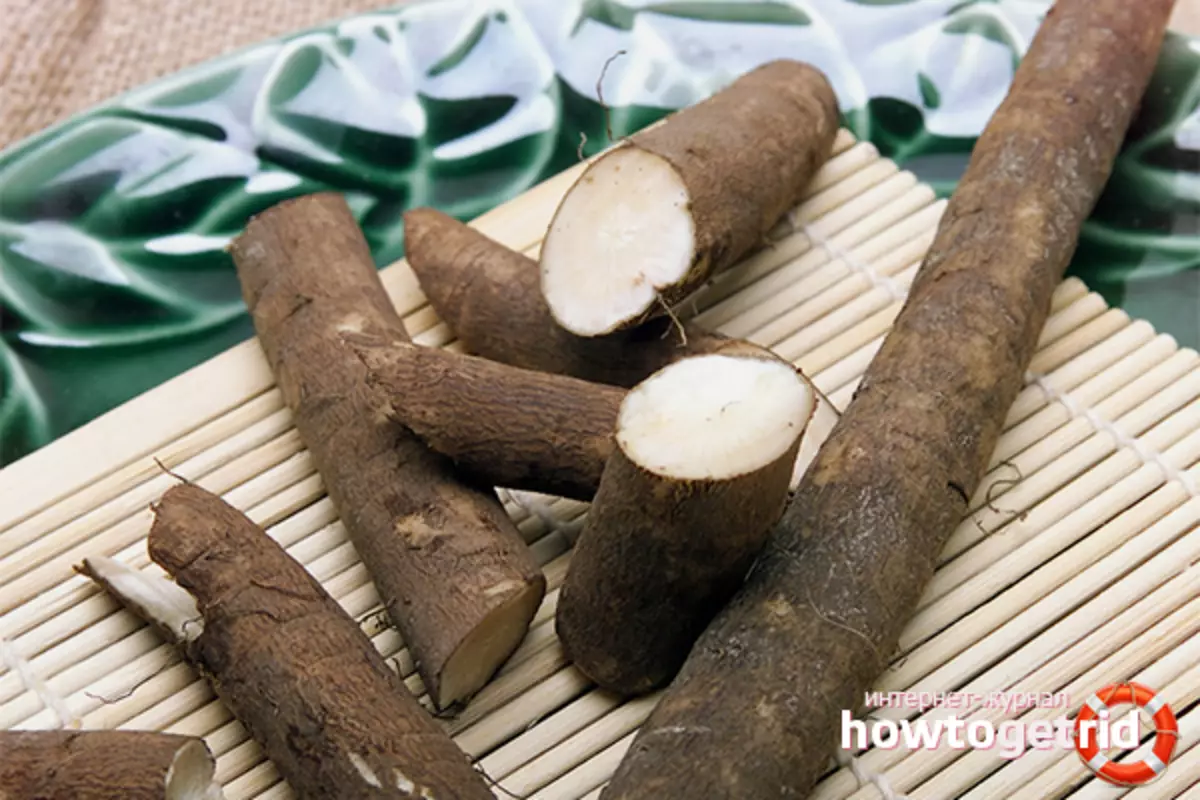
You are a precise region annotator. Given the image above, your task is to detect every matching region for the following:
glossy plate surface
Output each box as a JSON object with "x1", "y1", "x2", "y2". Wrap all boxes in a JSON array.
[{"x1": 1, "y1": 0, "x2": 1198, "y2": 466}]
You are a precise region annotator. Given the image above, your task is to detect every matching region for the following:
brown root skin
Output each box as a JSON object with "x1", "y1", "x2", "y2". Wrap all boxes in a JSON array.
[
  {"x1": 403, "y1": 207, "x2": 728, "y2": 387},
  {"x1": 556, "y1": 436, "x2": 802, "y2": 696},
  {"x1": 353, "y1": 335, "x2": 834, "y2": 503},
  {"x1": 0, "y1": 730, "x2": 224, "y2": 800},
  {"x1": 229, "y1": 193, "x2": 544, "y2": 710},
  {"x1": 602, "y1": 2, "x2": 1173, "y2": 798},
  {"x1": 352, "y1": 334, "x2": 623, "y2": 502},
  {"x1": 87, "y1": 484, "x2": 495, "y2": 800},
  {"x1": 540, "y1": 59, "x2": 839, "y2": 336}
]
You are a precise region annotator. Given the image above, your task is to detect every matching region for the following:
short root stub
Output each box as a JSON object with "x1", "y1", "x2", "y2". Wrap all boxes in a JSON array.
[{"x1": 556, "y1": 352, "x2": 814, "y2": 695}]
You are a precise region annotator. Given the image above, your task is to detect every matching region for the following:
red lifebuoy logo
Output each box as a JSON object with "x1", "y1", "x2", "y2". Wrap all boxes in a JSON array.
[{"x1": 1075, "y1": 682, "x2": 1179, "y2": 787}]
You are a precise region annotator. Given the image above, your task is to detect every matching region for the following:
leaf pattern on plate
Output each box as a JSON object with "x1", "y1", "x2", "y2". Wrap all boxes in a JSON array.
[{"x1": 0, "y1": 0, "x2": 1197, "y2": 465}]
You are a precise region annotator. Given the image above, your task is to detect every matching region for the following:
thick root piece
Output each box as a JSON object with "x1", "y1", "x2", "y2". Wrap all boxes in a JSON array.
[
  {"x1": 556, "y1": 353, "x2": 814, "y2": 695},
  {"x1": 354, "y1": 335, "x2": 624, "y2": 501},
  {"x1": 403, "y1": 207, "x2": 729, "y2": 387},
  {"x1": 355, "y1": 336, "x2": 836, "y2": 502},
  {"x1": 540, "y1": 59, "x2": 838, "y2": 336},
  {"x1": 602, "y1": 2, "x2": 1173, "y2": 798},
  {"x1": 0, "y1": 730, "x2": 224, "y2": 800},
  {"x1": 229, "y1": 193, "x2": 544, "y2": 709},
  {"x1": 83, "y1": 485, "x2": 494, "y2": 800}
]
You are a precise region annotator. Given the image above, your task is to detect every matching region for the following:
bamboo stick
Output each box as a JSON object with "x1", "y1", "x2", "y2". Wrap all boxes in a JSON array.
[
  {"x1": 0, "y1": 344, "x2": 277, "y2": 535},
  {"x1": 0, "y1": 392, "x2": 286, "y2": 561},
  {"x1": 705, "y1": 183, "x2": 935, "y2": 333},
  {"x1": 913, "y1": 424, "x2": 1200, "y2": 634},
  {"x1": 526, "y1": 731, "x2": 635, "y2": 800},
  {"x1": 931, "y1": 367, "x2": 1200, "y2": 592},
  {"x1": 768, "y1": 262, "x2": 919, "y2": 360},
  {"x1": 845, "y1": 606, "x2": 1200, "y2": 800},
  {"x1": 499, "y1": 695, "x2": 657, "y2": 796},
  {"x1": 1027, "y1": 677, "x2": 1200, "y2": 798},
  {"x1": 959, "y1": 635, "x2": 1200, "y2": 800},
  {"x1": 456, "y1": 667, "x2": 592, "y2": 760},
  {"x1": 972, "y1": 334, "x2": 1182, "y2": 502},
  {"x1": 475, "y1": 688, "x2": 619, "y2": 779},
  {"x1": 883, "y1": 493, "x2": 1200, "y2": 701},
  {"x1": 817, "y1": 575, "x2": 1200, "y2": 799},
  {"x1": 916, "y1": 614, "x2": 1200, "y2": 799},
  {"x1": 750, "y1": 222, "x2": 938, "y2": 349},
  {"x1": 673, "y1": 138, "x2": 882, "y2": 315},
  {"x1": 975, "y1": 339, "x2": 1189, "y2": 506},
  {"x1": 947, "y1": 351, "x2": 1197, "y2": 560},
  {"x1": 0, "y1": 413, "x2": 301, "y2": 585},
  {"x1": 0, "y1": 433, "x2": 310, "y2": 617}
]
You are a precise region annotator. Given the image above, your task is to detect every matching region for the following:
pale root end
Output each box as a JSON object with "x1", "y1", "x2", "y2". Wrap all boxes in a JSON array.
[
  {"x1": 165, "y1": 739, "x2": 226, "y2": 800},
  {"x1": 436, "y1": 580, "x2": 542, "y2": 708},
  {"x1": 540, "y1": 146, "x2": 694, "y2": 336},
  {"x1": 617, "y1": 355, "x2": 815, "y2": 481},
  {"x1": 791, "y1": 386, "x2": 841, "y2": 490},
  {"x1": 82, "y1": 556, "x2": 203, "y2": 645}
]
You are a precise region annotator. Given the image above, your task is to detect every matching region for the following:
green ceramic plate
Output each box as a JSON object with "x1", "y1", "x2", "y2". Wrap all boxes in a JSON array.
[{"x1": 1, "y1": 0, "x2": 1198, "y2": 466}]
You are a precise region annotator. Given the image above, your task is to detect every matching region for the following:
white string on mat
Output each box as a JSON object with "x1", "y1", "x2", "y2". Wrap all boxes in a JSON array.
[
  {"x1": 0, "y1": 636, "x2": 81, "y2": 729},
  {"x1": 800, "y1": 223, "x2": 908, "y2": 303},
  {"x1": 1025, "y1": 371, "x2": 1200, "y2": 498},
  {"x1": 834, "y1": 723, "x2": 910, "y2": 800},
  {"x1": 498, "y1": 488, "x2": 585, "y2": 546}
]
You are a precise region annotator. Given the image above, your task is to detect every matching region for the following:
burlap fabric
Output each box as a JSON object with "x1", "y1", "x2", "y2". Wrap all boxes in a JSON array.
[
  {"x1": 0, "y1": 0, "x2": 407, "y2": 151},
  {"x1": 2, "y1": 0, "x2": 1199, "y2": 153}
]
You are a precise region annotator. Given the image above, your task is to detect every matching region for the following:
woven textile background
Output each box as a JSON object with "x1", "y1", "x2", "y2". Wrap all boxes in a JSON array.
[{"x1": 0, "y1": 0, "x2": 407, "y2": 150}]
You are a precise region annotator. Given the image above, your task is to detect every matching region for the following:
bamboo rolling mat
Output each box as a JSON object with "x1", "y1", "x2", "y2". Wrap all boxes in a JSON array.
[{"x1": 1, "y1": 127, "x2": 1199, "y2": 799}]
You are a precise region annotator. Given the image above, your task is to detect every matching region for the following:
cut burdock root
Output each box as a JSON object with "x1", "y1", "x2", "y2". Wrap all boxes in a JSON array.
[
  {"x1": 554, "y1": 352, "x2": 814, "y2": 696},
  {"x1": 540, "y1": 59, "x2": 838, "y2": 336},
  {"x1": 0, "y1": 730, "x2": 224, "y2": 800},
  {"x1": 229, "y1": 193, "x2": 544, "y2": 710},
  {"x1": 354, "y1": 337, "x2": 837, "y2": 502},
  {"x1": 403, "y1": 207, "x2": 729, "y2": 388},
  {"x1": 602, "y1": 1, "x2": 1174, "y2": 798},
  {"x1": 81, "y1": 484, "x2": 495, "y2": 800}
]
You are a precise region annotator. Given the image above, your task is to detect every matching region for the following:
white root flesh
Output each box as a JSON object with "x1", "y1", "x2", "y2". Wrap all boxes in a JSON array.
[
  {"x1": 437, "y1": 583, "x2": 543, "y2": 709},
  {"x1": 541, "y1": 147, "x2": 695, "y2": 336},
  {"x1": 618, "y1": 354, "x2": 815, "y2": 480},
  {"x1": 82, "y1": 556, "x2": 203, "y2": 645},
  {"x1": 165, "y1": 739, "x2": 227, "y2": 800}
]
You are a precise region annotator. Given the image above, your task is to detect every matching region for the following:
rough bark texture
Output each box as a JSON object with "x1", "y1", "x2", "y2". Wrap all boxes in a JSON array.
[
  {"x1": 404, "y1": 207, "x2": 729, "y2": 387},
  {"x1": 228, "y1": 193, "x2": 544, "y2": 710},
  {"x1": 355, "y1": 335, "x2": 834, "y2": 503},
  {"x1": 0, "y1": 730, "x2": 221, "y2": 800},
  {"x1": 113, "y1": 484, "x2": 491, "y2": 800},
  {"x1": 556, "y1": 435, "x2": 800, "y2": 697},
  {"x1": 541, "y1": 59, "x2": 839, "y2": 330},
  {"x1": 354, "y1": 335, "x2": 623, "y2": 502},
  {"x1": 603, "y1": 2, "x2": 1174, "y2": 797}
]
